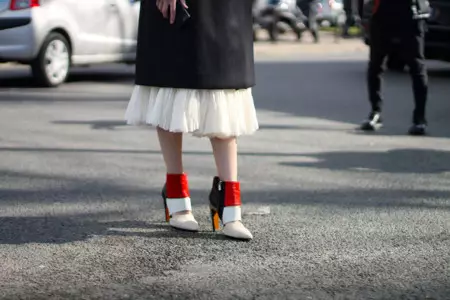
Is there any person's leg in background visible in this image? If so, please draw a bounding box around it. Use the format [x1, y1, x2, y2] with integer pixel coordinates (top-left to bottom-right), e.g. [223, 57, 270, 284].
[357, 0, 364, 20]
[308, 0, 320, 43]
[158, 127, 199, 231]
[342, 0, 353, 37]
[401, 20, 428, 135]
[361, 21, 389, 131]
[296, 0, 309, 42]
[208, 137, 253, 240]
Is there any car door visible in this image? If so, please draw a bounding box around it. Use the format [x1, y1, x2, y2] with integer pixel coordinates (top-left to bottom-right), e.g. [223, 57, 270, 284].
[112, 0, 140, 56]
[63, 0, 124, 56]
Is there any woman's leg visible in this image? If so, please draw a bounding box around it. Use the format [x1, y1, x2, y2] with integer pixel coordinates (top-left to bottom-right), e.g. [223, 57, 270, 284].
[210, 137, 238, 182]
[157, 127, 183, 174]
[209, 137, 253, 239]
[158, 127, 198, 231]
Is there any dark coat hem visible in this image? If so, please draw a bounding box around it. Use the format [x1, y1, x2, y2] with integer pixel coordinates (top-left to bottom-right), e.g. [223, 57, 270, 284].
[134, 79, 256, 90]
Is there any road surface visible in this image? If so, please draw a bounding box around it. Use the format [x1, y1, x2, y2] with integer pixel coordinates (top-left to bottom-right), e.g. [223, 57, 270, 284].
[0, 39, 449, 299]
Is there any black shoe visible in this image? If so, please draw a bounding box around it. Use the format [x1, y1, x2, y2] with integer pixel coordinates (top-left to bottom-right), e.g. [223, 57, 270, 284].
[361, 112, 383, 131]
[295, 30, 304, 41]
[408, 123, 427, 136]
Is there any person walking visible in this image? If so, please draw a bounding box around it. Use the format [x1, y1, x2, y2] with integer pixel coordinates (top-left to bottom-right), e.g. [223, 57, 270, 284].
[297, 0, 320, 43]
[125, 0, 259, 240]
[361, 0, 431, 135]
[341, 0, 354, 38]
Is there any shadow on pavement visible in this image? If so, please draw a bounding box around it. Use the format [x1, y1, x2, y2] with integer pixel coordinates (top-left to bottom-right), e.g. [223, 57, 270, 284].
[0, 185, 449, 245]
[1, 147, 450, 174]
[2, 183, 449, 211]
[67, 68, 134, 84]
[279, 148, 450, 174]
[0, 214, 227, 245]
[427, 68, 450, 78]
[0, 156, 449, 245]
[52, 120, 129, 130]
[258, 123, 350, 131]
[0, 77, 41, 88]
[0, 66, 134, 88]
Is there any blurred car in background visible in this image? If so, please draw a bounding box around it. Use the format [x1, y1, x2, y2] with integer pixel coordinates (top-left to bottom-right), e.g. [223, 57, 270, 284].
[0, 0, 140, 87]
[424, 0, 450, 61]
[361, 0, 450, 70]
[317, 0, 345, 27]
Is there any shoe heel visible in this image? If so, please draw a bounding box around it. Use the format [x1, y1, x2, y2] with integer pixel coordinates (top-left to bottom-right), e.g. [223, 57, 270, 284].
[162, 190, 170, 222]
[164, 200, 170, 222]
[211, 209, 220, 232]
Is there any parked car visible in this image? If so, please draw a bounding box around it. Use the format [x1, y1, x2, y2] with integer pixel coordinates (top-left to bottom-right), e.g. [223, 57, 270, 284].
[424, 0, 450, 62]
[360, 0, 450, 70]
[0, 0, 141, 87]
[317, 0, 345, 27]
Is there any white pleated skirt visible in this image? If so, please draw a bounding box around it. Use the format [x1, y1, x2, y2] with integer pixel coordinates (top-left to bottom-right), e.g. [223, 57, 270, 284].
[125, 85, 259, 138]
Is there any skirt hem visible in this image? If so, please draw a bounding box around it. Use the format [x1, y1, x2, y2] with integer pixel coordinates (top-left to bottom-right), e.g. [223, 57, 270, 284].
[126, 121, 259, 139]
[125, 85, 259, 139]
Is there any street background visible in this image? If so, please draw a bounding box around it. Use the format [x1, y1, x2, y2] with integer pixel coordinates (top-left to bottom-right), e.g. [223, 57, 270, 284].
[1, 33, 450, 299]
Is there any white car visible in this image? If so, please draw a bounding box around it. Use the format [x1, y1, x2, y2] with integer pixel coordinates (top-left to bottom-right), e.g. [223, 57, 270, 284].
[0, 0, 141, 87]
[317, 0, 345, 27]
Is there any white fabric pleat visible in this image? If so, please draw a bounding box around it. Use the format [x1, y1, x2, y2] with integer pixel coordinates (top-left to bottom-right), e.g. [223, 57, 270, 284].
[125, 85, 259, 138]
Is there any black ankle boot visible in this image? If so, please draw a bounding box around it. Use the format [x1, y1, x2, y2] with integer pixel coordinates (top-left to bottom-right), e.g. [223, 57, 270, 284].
[209, 176, 253, 240]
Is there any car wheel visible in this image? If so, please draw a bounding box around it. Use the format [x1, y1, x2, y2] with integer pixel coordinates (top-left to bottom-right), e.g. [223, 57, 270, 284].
[31, 32, 71, 87]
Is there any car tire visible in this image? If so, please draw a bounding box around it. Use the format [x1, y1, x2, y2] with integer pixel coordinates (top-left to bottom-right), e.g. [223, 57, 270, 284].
[31, 32, 71, 87]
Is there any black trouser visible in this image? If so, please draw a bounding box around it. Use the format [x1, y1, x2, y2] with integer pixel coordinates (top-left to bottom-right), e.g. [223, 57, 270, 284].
[357, 0, 364, 19]
[367, 19, 428, 123]
[342, 0, 353, 35]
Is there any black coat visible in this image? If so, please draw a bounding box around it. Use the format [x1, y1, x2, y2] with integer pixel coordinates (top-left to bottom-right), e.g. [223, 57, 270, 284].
[135, 0, 255, 90]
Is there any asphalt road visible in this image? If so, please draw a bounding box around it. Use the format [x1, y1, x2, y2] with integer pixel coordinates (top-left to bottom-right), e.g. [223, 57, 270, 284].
[1, 40, 450, 300]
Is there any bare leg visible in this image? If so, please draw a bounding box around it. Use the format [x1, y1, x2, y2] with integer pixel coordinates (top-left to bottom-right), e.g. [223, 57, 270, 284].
[157, 127, 183, 174]
[157, 127, 189, 216]
[210, 137, 239, 226]
[210, 137, 238, 182]
[210, 136, 252, 239]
